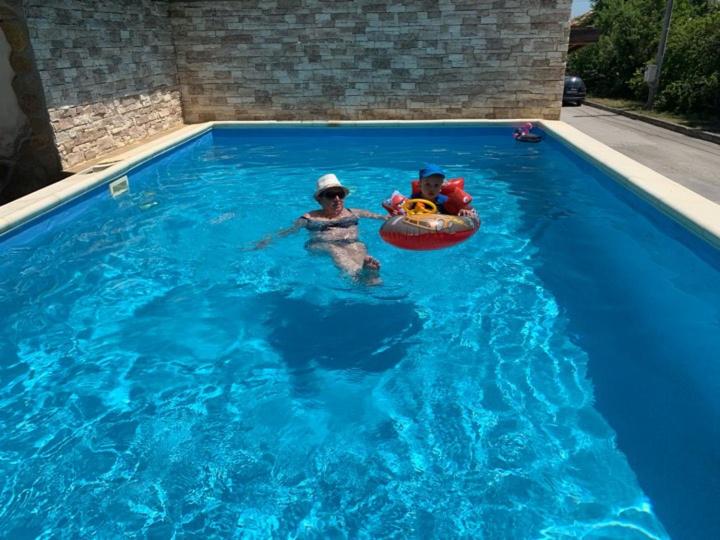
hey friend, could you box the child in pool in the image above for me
[411,163,479,220]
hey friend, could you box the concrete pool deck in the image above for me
[562,105,720,205]
[1,119,719,251]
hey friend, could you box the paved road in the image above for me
[561,105,720,205]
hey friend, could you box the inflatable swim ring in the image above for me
[513,122,542,143]
[382,177,473,215]
[379,199,479,251]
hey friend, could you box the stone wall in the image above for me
[24,0,183,169]
[0,0,62,204]
[170,0,572,122]
[3,0,572,200]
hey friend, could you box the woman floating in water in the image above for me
[254,174,387,283]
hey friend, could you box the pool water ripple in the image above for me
[3,126,716,538]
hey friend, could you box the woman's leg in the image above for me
[313,242,381,282]
[340,243,381,284]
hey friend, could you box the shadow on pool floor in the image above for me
[261,292,421,375]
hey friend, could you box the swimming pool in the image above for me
[1,125,718,538]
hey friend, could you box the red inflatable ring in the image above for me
[379,199,479,250]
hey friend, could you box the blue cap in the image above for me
[419,163,445,179]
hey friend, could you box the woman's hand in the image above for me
[253,237,271,250]
[353,208,390,220]
[250,218,305,250]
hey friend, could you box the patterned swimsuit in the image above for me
[303,210,360,245]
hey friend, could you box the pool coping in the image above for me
[1,119,719,250]
[541,120,720,250]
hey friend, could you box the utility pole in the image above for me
[646,0,674,109]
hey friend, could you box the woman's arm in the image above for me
[351,208,389,221]
[254,218,306,249]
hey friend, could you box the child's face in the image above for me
[419,176,444,200]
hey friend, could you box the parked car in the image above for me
[563,75,586,105]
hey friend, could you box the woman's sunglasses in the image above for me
[321,189,346,200]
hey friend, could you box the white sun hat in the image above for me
[314,173,350,200]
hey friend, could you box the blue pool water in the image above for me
[1,126,719,538]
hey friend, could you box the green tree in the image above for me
[569,0,665,98]
[655,7,720,114]
[568,0,719,116]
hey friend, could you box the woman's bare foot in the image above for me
[364,256,380,271]
[356,255,381,285]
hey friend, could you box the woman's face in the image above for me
[319,188,346,214]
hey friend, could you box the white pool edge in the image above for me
[541,120,720,250]
[0,122,213,236]
[1,119,719,251]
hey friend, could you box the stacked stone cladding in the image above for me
[16,0,571,171]
[25,0,183,168]
[170,0,571,123]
